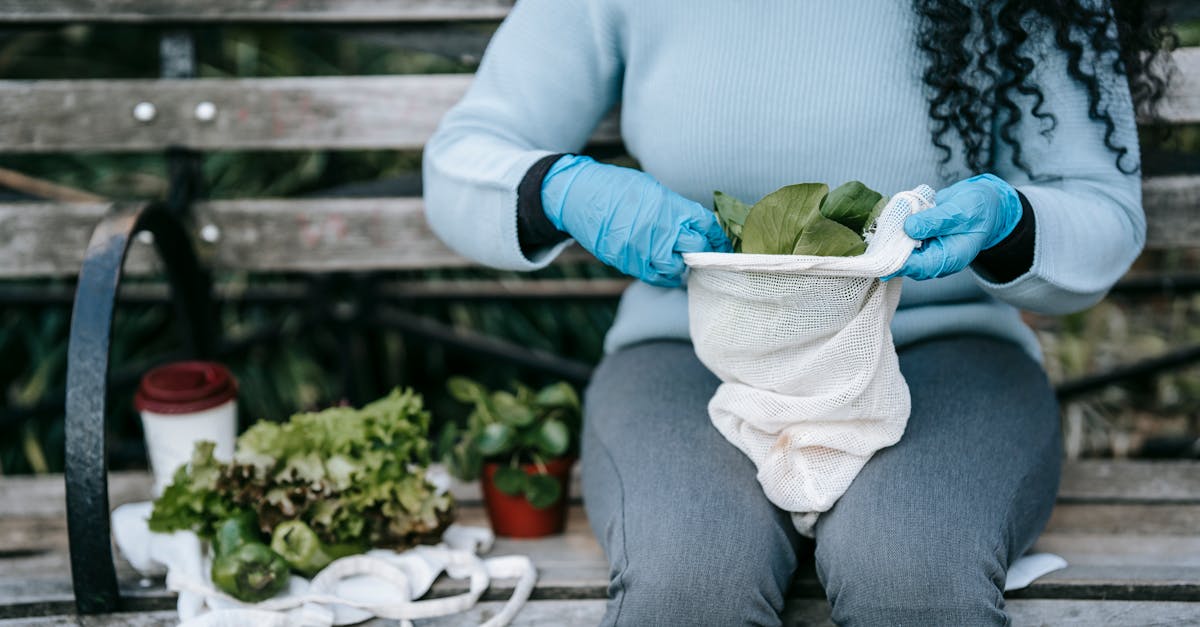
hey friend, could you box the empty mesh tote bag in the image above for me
[683,185,935,535]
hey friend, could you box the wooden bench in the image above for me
[1,463,1199,625]
[1,1,1198,624]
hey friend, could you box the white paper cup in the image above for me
[134,361,238,495]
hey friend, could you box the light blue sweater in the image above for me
[422,0,1145,361]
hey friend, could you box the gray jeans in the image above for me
[580,336,1061,626]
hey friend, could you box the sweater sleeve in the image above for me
[421,0,623,270]
[974,23,1146,315]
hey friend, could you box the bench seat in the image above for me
[1,462,1197,625]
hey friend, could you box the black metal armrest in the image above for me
[64,201,216,614]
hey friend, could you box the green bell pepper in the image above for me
[210,513,289,602]
[270,520,365,577]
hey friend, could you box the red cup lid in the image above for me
[134,361,238,415]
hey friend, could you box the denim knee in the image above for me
[814,530,1008,627]
[603,554,788,627]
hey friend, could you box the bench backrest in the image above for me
[0,1,1197,278]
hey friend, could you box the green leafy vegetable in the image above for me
[792,217,867,257]
[149,388,454,554]
[712,181,889,255]
[740,183,828,255]
[148,441,240,537]
[713,191,752,249]
[821,181,885,233]
[864,196,888,235]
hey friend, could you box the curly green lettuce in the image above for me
[148,441,241,537]
[149,388,453,551]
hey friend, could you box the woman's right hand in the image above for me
[541,155,731,287]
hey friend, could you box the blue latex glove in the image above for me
[542,155,732,287]
[885,173,1023,281]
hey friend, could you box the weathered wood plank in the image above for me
[0,76,621,153]
[0,460,1192,521]
[4,490,1200,615]
[0,0,516,23]
[3,599,1200,626]
[0,0,1195,24]
[0,203,162,278]
[0,199,598,278]
[192,197,470,273]
[1159,47,1200,125]
[1143,175,1200,251]
[1044,503,1200,536]
[0,44,1193,153]
[1,170,1195,278]
[1057,460,1200,504]
[1032,534,1200,567]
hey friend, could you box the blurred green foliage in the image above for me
[2,19,1199,473]
[0,23,616,475]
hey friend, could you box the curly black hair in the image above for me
[914,0,1176,178]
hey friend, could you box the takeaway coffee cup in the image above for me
[134,361,238,495]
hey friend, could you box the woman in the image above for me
[423,1,1172,624]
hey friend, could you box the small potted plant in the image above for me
[440,377,581,538]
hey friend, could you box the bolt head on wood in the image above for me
[132,102,157,123]
[200,224,221,243]
[195,101,217,122]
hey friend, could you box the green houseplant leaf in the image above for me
[740,183,828,254]
[821,181,884,233]
[524,474,562,509]
[532,419,571,457]
[492,391,536,427]
[476,422,516,457]
[493,465,528,496]
[447,376,486,404]
[534,382,579,411]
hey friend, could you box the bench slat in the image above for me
[0,76,621,153]
[1057,460,1200,504]
[1160,46,1200,124]
[4,600,1200,627]
[0,199,598,278]
[0,46,1195,154]
[1,0,1196,24]
[2,465,1199,617]
[0,0,516,23]
[7,460,1191,522]
[3,507,1199,612]
[1,175,1195,278]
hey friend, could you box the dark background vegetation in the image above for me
[1,18,1198,474]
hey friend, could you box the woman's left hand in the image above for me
[885,173,1023,281]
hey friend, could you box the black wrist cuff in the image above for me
[973,190,1036,284]
[517,153,571,257]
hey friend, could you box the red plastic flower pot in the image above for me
[481,457,575,538]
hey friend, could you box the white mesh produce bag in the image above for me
[683,185,936,536]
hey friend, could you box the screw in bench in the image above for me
[200,224,221,243]
[194,101,217,122]
[132,102,157,123]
